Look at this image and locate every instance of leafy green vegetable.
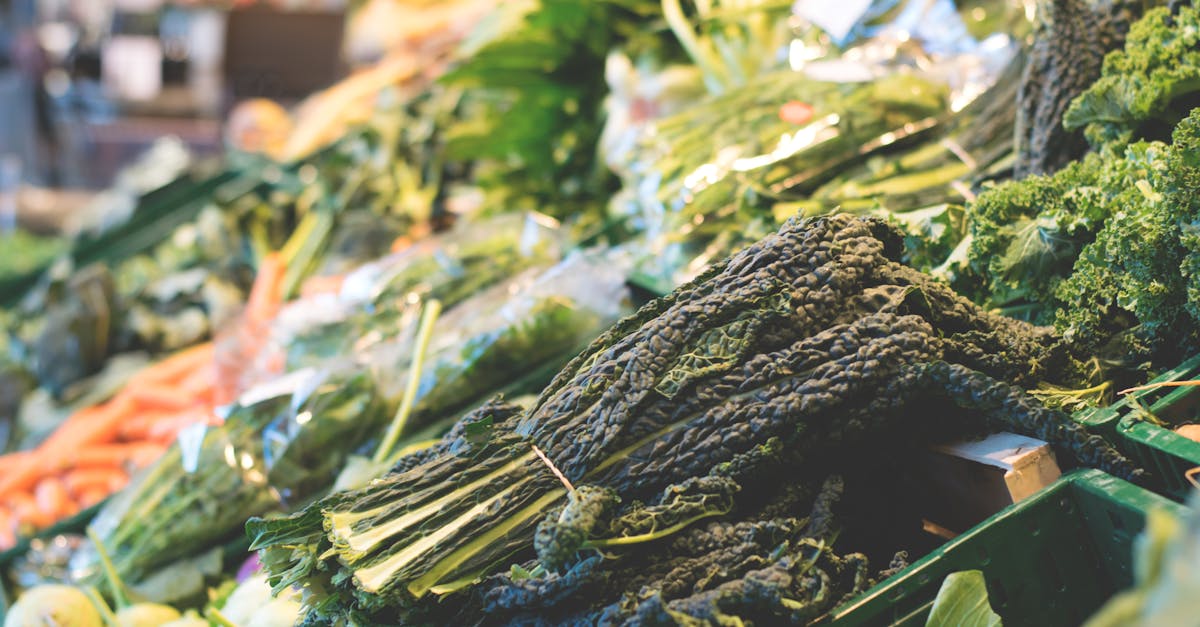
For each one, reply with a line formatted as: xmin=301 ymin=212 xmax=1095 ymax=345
xmin=1014 ymin=0 xmax=1150 ymax=176
xmin=926 ymin=570 xmax=1003 ymax=627
xmin=1064 ymin=5 xmax=1200 ymax=148
xmin=966 ymin=147 xmax=1152 ymax=322
xmin=442 ymin=0 xmax=661 ymax=220
xmin=75 ymin=369 xmax=388 ymax=584
xmin=249 ymin=215 xmax=1133 ymax=623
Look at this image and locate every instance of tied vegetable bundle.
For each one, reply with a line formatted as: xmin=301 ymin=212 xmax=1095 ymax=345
xmin=71 ymin=248 xmax=628 ymax=591
xmin=249 ymin=214 xmax=1135 ymax=623
xmin=73 ymin=367 xmax=388 ymax=584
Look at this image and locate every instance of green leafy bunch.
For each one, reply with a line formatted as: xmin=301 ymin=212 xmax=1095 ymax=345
xmin=1065 ymin=5 xmax=1200 ymax=148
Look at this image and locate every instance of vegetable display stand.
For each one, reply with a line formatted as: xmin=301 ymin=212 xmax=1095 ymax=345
xmin=825 ymin=469 xmax=1185 ymax=626
xmin=1076 ymin=355 xmax=1200 ymax=501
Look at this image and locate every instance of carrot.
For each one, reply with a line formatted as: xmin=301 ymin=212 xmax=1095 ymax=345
xmin=63 ymin=443 xmax=167 ymax=472
xmin=76 ymin=488 xmax=109 ymax=509
xmin=128 ymin=343 xmax=215 ymax=389
xmin=63 ymin=468 xmax=127 ymax=499
xmin=127 ymin=384 xmax=196 ymax=413
xmin=59 ymin=499 xmax=80 ymax=519
xmin=8 ymin=491 xmax=50 ymax=529
xmin=246 ymin=252 xmax=286 ymax=324
xmin=117 ymin=410 xmax=178 ymax=442
xmin=145 ymin=409 xmax=211 ymax=444
xmin=176 ymin=363 xmax=216 ymax=398
xmin=0 ymin=452 xmax=40 ymax=499
xmin=37 ymin=395 xmax=136 ymax=467
xmin=391 ymin=235 xmax=413 ymax=253
xmin=0 ymin=507 xmax=13 ymax=542
xmin=34 ymin=478 xmax=70 ymax=520
xmin=300 ymin=273 xmax=345 ymax=297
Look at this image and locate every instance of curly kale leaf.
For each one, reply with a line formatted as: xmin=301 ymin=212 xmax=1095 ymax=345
xmin=1015 ymin=0 xmax=1147 ymax=176
xmin=967 ymin=148 xmax=1150 ymax=319
xmin=1064 ymin=5 xmax=1200 ymax=147
xmin=1053 ymin=120 xmax=1194 ymax=352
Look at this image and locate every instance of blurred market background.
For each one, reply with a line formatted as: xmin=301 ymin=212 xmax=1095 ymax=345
xmin=0 ymin=0 xmax=441 ymax=225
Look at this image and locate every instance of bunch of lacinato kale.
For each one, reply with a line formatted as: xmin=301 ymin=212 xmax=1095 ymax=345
xmin=249 ymin=214 xmax=1136 ymax=626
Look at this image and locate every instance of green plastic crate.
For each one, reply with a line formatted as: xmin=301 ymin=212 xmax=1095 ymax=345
xmin=1076 ymin=355 xmax=1200 ymax=502
xmin=826 ymin=469 xmax=1185 ymax=626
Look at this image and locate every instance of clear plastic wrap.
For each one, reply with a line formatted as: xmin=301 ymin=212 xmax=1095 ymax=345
xmin=72 ymin=363 xmax=387 ymax=584
xmin=610 ymin=0 xmax=1024 ymax=292
xmin=370 ymin=248 xmax=633 ymax=416
xmin=71 ymin=241 xmax=630 ymax=590
xmin=618 ymin=69 xmax=949 ymax=289
xmin=220 ymin=211 xmax=566 ymax=395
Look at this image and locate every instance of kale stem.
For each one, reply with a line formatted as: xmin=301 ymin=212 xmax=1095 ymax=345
xmin=584 ymin=506 xmax=731 ymax=548
xmin=1119 ymin=378 xmax=1200 ymax=395
xmin=374 ymin=299 xmax=443 ymax=464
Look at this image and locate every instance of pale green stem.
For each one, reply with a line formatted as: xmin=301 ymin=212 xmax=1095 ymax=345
xmin=373 ymin=299 xmax=443 ymax=463
xmin=86 ymin=528 xmax=130 ymax=610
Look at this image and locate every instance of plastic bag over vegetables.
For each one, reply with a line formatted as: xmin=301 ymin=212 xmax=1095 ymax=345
xmin=610 ymin=0 xmax=1022 ymax=292
xmin=370 ymin=248 xmax=633 ymax=420
xmin=251 ymin=211 xmax=565 ymax=381
xmin=68 ymin=245 xmax=628 ymax=592
xmin=70 ymin=364 xmax=388 ymax=588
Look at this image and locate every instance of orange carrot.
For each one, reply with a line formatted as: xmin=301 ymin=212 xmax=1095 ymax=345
xmin=8 ymin=491 xmax=50 ymax=529
xmin=145 ymin=409 xmax=211 ymax=444
xmin=128 ymin=343 xmax=215 ymax=389
xmin=246 ymin=252 xmax=286 ymax=324
xmin=127 ymin=384 xmax=196 ymax=413
xmin=63 ymin=443 xmax=166 ymax=472
xmin=0 ymin=452 xmax=40 ymax=499
xmin=63 ymin=468 xmax=127 ymax=498
xmin=36 ymin=396 xmax=136 ymax=470
xmin=176 ymin=363 xmax=216 ymax=398
xmin=116 ymin=410 xmax=175 ymax=442
xmin=0 ymin=519 xmax=13 ymax=550
xmin=34 ymin=478 xmax=69 ymax=519
xmin=76 ymin=488 xmax=109 ymax=509
xmin=300 ymin=273 xmax=345 ymax=297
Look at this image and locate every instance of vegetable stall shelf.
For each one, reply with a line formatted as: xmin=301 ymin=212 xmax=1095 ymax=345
xmin=825 ymin=469 xmax=1185 ymax=627
xmin=1077 ymin=355 xmax=1200 ymax=501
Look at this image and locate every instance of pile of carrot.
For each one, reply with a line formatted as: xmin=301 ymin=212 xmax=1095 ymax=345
xmin=0 ymin=252 xmax=292 ymax=550
xmin=0 ymin=343 xmax=218 ymax=549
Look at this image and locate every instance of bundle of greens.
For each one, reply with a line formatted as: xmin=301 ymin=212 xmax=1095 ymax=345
xmin=786 ymin=52 xmax=1026 ymax=282
xmin=1064 ymin=3 xmax=1200 ymax=149
xmin=274 ymin=212 xmax=564 ymax=371
xmin=74 ymin=367 xmax=388 ymax=584
xmin=620 ymin=70 xmax=949 ymax=289
xmin=464 ymin=481 xmax=889 ymax=626
xmin=249 ymin=214 xmax=1134 ymax=624
xmin=1013 ymin=0 xmax=1150 ymax=176
xmin=968 ymin=94 xmax=1200 ymax=359
xmin=72 ymin=249 xmax=629 ymax=588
